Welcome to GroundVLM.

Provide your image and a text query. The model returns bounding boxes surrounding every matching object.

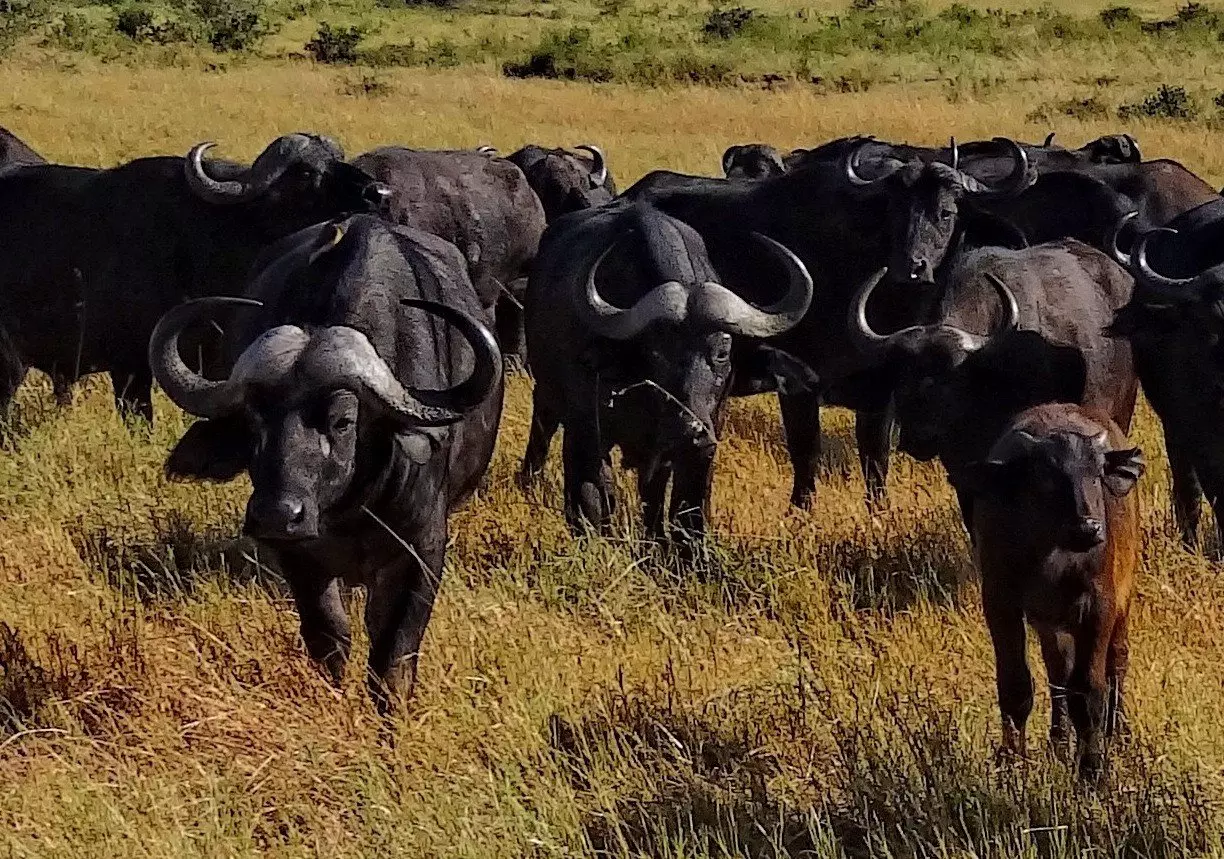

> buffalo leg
[670,451,715,549]
[779,391,821,508]
[364,524,446,714]
[638,466,670,543]
[286,572,351,686]
[1037,628,1075,759]
[51,373,73,408]
[1167,435,1203,548]
[1198,459,1224,557]
[983,579,1032,757]
[519,391,561,489]
[496,289,528,371]
[1106,607,1130,738]
[562,422,614,534]
[855,404,894,504]
[954,486,976,541]
[1067,612,1110,781]
[110,366,153,424]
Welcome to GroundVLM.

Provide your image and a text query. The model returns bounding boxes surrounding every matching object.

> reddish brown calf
[964,403,1143,780]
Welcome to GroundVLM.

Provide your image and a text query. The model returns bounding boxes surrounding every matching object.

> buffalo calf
[964,403,1143,780]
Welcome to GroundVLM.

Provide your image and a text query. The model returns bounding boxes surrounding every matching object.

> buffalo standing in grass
[521,202,811,547]
[967,403,1143,780]
[149,213,502,710]
[849,240,1137,529]
[0,133,387,420]
[506,144,615,222]
[352,147,546,366]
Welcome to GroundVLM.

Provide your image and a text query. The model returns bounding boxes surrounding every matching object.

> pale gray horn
[1109,211,1139,268]
[148,296,265,417]
[847,267,899,355]
[184,142,246,202]
[844,139,880,187]
[575,238,688,340]
[185,134,324,205]
[949,136,959,170]
[982,273,1021,343]
[969,137,1031,197]
[576,144,607,187]
[690,234,813,338]
[477,145,498,155]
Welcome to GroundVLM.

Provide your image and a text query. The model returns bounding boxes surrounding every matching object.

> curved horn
[1135,227,1193,288]
[721,146,738,176]
[184,142,248,203]
[970,137,1031,198]
[397,299,500,414]
[844,139,878,187]
[847,267,893,355]
[477,145,498,155]
[690,233,813,338]
[982,273,1021,342]
[576,144,607,188]
[574,239,688,340]
[1109,211,1139,268]
[1043,132,1056,147]
[148,296,265,417]
[949,136,959,171]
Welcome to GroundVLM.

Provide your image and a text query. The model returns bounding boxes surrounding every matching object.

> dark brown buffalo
[721,144,786,180]
[352,147,546,365]
[966,403,1143,780]
[849,240,1137,528]
[149,214,503,710]
[506,144,615,222]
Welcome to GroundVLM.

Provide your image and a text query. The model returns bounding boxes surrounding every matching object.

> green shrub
[1099,6,1138,28]
[702,5,757,39]
[114,5,192,45]
[360,41,422,67]
[1118,83,1198,120]
[305,22,363,64]
[502,27,616,83]
[189,0,274,52]
[0,0,52,54]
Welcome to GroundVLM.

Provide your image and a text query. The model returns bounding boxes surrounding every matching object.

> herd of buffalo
[3,122,1222,780]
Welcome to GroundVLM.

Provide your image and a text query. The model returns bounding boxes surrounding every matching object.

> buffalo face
[184,133,389,233]
[964,417,1143,552]
[151,295,501,542]
[722,144,787,181]
[510,144,615,221]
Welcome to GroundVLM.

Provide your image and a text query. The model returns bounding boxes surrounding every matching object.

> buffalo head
[185,133,390,229]
[964,407,1143,551]
[1079,133,1142,165]
[722,144,787,180]
[150,287,499,542]
[845,137,1033,286]
[577,224,812,455]
[509,144,614,221]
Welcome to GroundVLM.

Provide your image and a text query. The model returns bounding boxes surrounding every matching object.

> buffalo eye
[709,338,732,366]
[332,416,355,434]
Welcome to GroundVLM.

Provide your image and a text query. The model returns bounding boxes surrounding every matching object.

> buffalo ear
[960,459,1024,498]
[1104,446,1145,497]
[397,429,443,465]
[165,415,253,482]
[1103,301,1182,339]
[758,345,821,394]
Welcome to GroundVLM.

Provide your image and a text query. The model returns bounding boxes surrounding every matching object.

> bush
[1099,6,1138,28]
[0,0,52,54]
[1118,83,1198,120]
[305,22,363,64]
[189,0,274,52]
[114,5,192,45]
[502,27,616,83]
[360,41,422,67]
[702,5,757,39]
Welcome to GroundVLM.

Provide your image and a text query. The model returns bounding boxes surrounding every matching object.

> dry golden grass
[4,48,1224,857]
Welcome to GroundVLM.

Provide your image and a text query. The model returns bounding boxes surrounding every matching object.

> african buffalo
[149,213,503,709]
[521,201,811,546]
[721,144,786,180]
[0,127,43,172]
[0,133,387,421]
[506,144,615,221]
[966,403,1143,780]
[849,240,1137,528]
[352,147,546,365]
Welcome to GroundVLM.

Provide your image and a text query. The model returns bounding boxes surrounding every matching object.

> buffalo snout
[245,494,318,541]
[908,257,932,282]
[1064,517,1106,551]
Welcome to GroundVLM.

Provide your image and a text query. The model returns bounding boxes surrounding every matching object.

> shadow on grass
[69,509,287,603]
[720,398,857,479]
[550,683,1217,859]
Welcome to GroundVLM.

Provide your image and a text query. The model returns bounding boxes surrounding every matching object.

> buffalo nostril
[287,500,306,524]
[1073,518,1106,547]
[910,259,930,280]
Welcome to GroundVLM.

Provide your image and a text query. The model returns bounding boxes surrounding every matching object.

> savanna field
[8,0,1224,855]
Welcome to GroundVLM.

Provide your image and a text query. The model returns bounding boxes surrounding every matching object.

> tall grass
[3,36,1224,858]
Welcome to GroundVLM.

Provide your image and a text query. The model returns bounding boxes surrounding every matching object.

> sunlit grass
[3,34,1224,857]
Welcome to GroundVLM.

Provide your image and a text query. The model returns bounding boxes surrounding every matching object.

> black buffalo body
[149,214,503,708]
[0,133,386,420]
[522,201,811,546]
[0,127,44,172]
[352,147,547,364]
[722,144,787,180]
